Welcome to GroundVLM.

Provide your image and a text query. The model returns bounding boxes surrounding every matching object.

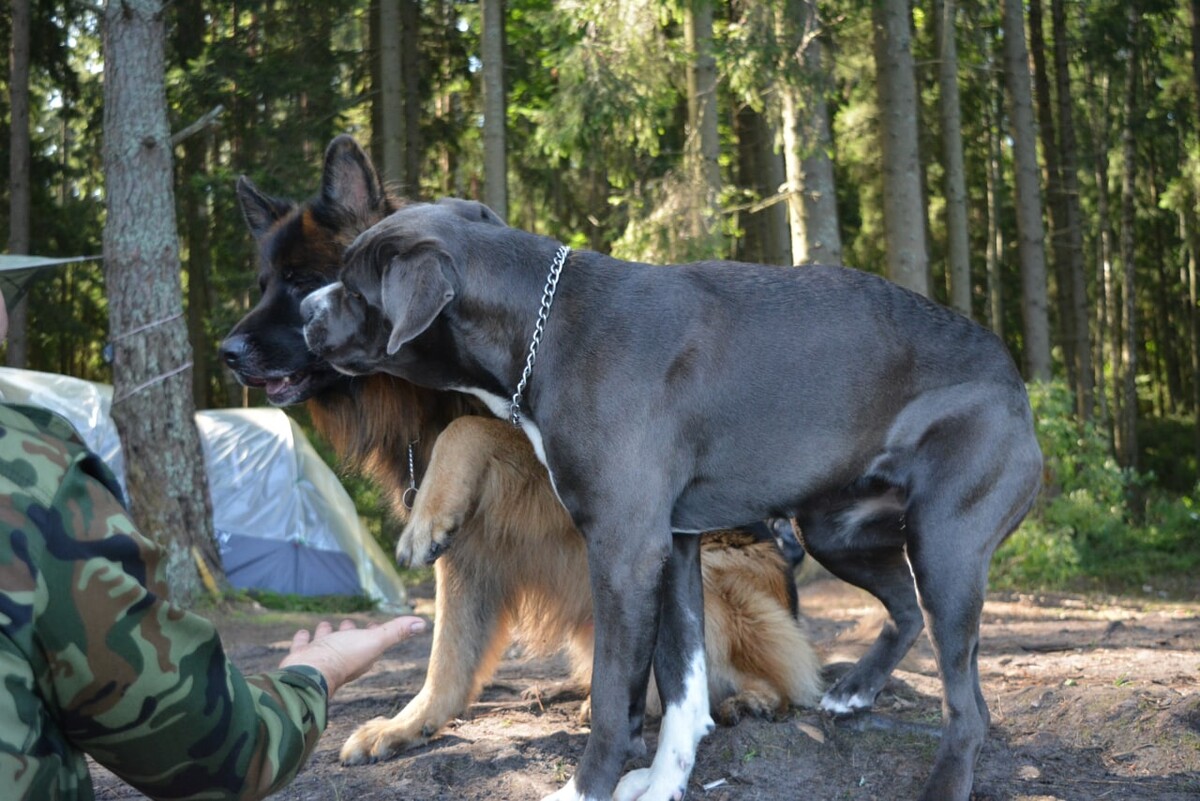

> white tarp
[0,367,407,611]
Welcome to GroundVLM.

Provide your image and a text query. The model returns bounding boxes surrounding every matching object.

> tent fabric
[0,254,101,305]
[0,367,408,611]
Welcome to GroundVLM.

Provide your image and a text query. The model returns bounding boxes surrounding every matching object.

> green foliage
[992,382,1200,596]
[236,588,378,614]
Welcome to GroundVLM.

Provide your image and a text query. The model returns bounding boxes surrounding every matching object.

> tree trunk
[936,0,971,318]
[401,0,422,194]
[687,0,721,239]
[103,0,221,604]
[174,0,214,411]
[734,106,789,265]
[6,0,31,368]
[778,0,841,266]
[1189,0,1200,462]
[480,0,507,219]
[755,114,791,267]
[378,0,405,188]
[1028,0,1075,392]
[1001,0,1053,381]
[871,0,929,295]
[1116,9,1140,473]
[984,31,1005,339]
[1052,0,1092,419]
[1184,205,1200,465]
[1192,0,1200,119]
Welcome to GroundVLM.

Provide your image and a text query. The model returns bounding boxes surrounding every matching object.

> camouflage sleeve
[0,403,329,800]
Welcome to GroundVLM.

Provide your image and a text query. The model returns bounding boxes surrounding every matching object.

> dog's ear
[434,197,507,227]
[236,176,295,240]
[322,135,388,221]
[381,250,456,355]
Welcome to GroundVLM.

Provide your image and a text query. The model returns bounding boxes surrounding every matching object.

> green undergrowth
[991,381,1200,598]
[227,588,379,614]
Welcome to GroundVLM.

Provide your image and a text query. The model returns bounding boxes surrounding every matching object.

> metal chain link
[402,439,419,510]
[510,245,571,426]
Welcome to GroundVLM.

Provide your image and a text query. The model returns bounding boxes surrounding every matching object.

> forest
[2,0,1198,599]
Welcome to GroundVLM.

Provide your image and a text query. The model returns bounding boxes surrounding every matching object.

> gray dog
[301,198,1043,801]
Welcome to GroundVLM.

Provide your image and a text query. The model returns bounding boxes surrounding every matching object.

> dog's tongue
[264,377,289,396]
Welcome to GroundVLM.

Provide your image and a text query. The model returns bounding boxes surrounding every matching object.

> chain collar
[402,439,419,510]
[510,245,571,426]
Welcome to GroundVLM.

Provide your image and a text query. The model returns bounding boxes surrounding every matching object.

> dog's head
[301,199,506,374]
[220,134,399,405]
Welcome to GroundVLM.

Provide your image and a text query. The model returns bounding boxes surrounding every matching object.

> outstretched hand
[279,616,427,698]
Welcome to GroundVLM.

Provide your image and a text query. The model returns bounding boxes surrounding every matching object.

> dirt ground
[91,571,1200,801]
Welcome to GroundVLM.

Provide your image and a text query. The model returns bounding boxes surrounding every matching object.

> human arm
[0,402,422,801]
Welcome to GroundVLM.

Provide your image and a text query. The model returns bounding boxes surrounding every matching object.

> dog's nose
[220,335,248,368]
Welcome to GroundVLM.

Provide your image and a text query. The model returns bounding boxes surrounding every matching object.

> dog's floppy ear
[321,134,388,222]
[236,176,295,240]
[435,197,507,227]
[381,250,456,355]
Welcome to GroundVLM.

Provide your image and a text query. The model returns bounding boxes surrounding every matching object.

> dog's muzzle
[299,284,339,355]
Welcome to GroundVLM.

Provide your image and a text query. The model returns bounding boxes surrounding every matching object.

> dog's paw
[714,690,789,726]
[819,685,876,716]
[394,513,457,567]
[612,768,653,801]
[340,716,428,765]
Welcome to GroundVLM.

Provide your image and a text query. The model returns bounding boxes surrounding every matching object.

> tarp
[0,255,101,305]
[0,367,408,611]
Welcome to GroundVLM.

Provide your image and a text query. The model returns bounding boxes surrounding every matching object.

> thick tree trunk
[480,0,507,218]
[778,0,842,266]
[6,0,31,367]
[871,0,929,295]
[103,0,221,603]
[936,0,971,318]
[1001,0,1053,381]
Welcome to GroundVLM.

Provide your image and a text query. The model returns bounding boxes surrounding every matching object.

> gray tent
[0,366,408,611]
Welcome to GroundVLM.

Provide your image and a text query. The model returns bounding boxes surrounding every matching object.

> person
[0,286,426,800]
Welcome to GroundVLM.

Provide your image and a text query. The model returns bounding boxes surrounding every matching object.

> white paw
[819,690,874,715]
[541,777,589,801]
[613,768,652,801]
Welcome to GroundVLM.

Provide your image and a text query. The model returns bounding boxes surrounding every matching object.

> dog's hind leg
[890,393,1042,801]
[614,534,714,801]
[799,508,926,715]
[339,551,513,764]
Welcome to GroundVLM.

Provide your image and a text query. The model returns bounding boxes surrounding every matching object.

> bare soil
[92,572,1200,801]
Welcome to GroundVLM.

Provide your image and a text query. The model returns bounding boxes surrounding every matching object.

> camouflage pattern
[0,402,328,800]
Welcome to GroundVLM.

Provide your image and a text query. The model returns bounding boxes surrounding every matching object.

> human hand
[278,616,427,698]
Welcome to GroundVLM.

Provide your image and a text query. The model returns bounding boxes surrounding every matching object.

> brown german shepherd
[221,135,821,765]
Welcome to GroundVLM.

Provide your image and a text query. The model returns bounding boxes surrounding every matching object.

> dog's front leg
[543,524,671,801]
[615,534,713,801]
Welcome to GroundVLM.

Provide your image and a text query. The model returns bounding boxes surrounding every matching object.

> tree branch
[171,104,225,146]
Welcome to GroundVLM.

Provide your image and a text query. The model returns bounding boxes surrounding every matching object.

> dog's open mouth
[238,370,318,406]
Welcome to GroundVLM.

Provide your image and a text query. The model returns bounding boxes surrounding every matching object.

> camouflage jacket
[0,402,328,800]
